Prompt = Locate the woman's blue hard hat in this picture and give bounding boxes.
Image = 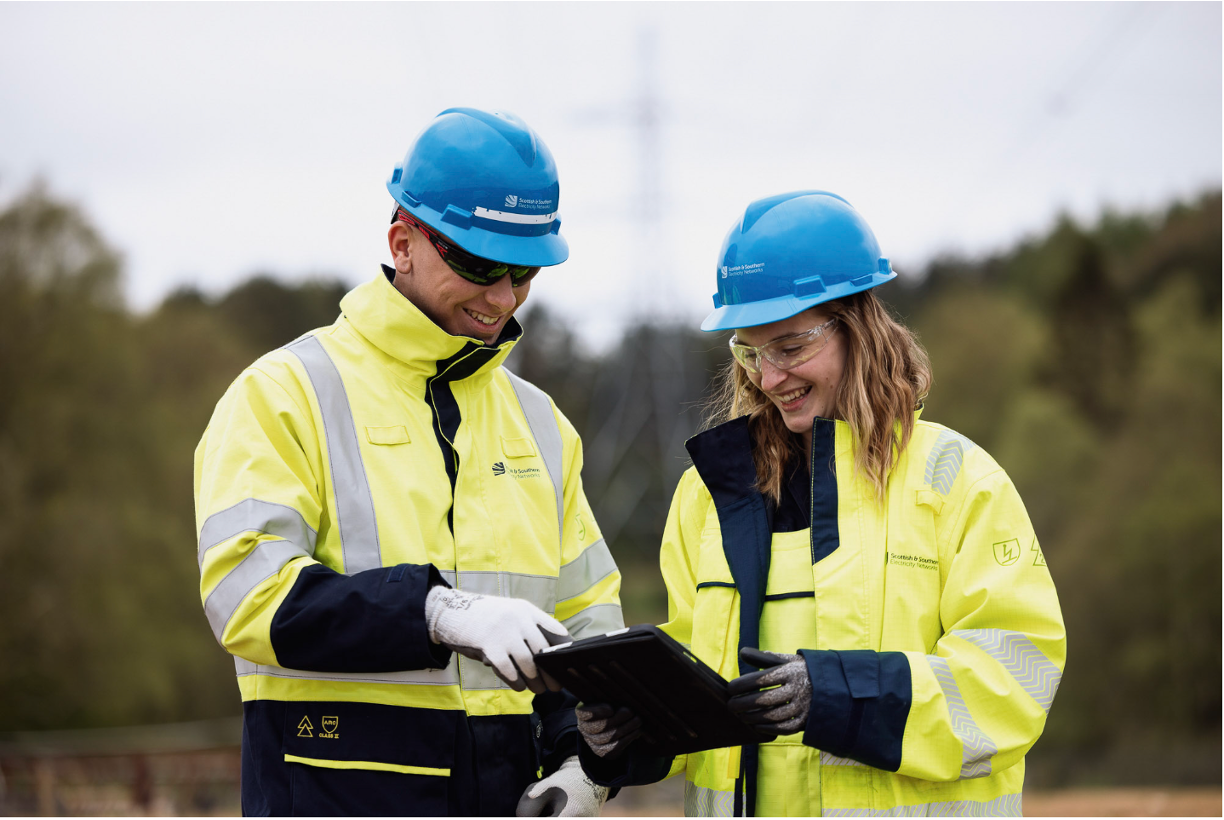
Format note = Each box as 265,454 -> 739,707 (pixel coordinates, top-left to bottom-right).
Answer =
701,190 -> 895,331
386,107 -> 569,267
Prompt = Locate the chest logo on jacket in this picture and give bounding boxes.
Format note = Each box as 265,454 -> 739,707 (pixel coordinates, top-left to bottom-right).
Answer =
491,461 -> 543,480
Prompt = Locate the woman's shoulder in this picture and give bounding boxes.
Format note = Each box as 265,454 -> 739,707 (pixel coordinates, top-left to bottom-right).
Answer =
676,463 -> 715,502
908,419 -> 1007,493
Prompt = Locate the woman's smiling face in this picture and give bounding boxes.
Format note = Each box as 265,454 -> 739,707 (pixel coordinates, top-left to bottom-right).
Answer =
735,306 -> 848,435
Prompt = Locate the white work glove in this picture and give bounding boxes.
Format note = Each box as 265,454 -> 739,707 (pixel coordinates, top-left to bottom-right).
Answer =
726,647 -> 813,735
576,703 -> 643,758
425,585 -> 570,694
515,755 -> 609,817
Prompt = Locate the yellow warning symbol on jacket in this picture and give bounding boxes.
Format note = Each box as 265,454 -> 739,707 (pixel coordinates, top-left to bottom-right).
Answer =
993,539 -> 1020,566
297,716 -> 313,738
321,716 -> 339,739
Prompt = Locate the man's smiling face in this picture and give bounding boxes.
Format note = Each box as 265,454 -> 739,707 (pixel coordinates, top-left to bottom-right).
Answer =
388,221 -> 529,344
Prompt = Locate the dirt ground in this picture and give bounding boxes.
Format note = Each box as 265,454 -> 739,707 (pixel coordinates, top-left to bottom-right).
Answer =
602,778 -> 1222,816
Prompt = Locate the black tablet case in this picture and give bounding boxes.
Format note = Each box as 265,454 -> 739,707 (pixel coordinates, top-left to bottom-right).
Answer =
535,624 -> 770,756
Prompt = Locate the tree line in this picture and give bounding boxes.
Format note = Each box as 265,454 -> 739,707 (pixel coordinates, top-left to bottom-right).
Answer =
0,183 -> 1218,786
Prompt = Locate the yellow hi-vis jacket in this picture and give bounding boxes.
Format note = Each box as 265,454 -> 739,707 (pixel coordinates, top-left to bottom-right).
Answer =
195,268 -> 623,815
583,413 -> 1065,817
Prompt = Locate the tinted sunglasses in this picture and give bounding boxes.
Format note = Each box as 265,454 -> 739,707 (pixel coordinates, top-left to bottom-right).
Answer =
395,208 -> 540,287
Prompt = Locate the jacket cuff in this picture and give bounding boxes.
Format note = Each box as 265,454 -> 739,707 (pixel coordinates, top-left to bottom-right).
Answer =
533,690 -> 580,776
798,649 -> 911,772
422,564 -> 452,667
271,562 -> 453,673
577,737 -> 673,789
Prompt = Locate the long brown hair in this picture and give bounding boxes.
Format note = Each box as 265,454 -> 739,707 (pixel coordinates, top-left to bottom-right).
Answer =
705,290 -> 932,502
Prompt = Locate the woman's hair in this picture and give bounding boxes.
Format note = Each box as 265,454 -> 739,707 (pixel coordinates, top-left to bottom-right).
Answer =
705,290 -> 932,502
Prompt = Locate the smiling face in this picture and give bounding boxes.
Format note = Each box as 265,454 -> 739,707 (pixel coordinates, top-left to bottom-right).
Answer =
735,306 -> 848,441
387,221 -> 529,345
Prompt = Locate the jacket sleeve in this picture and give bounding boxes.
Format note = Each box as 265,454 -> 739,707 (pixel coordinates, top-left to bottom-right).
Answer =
799,467 -> 1067,780
195,362 -> 451,673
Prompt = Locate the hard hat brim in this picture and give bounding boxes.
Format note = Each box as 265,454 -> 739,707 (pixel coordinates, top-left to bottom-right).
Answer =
700,272 -> 897,332
390,194 -> 569,267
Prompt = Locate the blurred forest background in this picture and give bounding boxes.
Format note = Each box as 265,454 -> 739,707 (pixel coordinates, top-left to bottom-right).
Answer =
0,183 -> 1218,794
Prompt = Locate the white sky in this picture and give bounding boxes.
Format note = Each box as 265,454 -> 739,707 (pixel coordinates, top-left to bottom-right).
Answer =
1,2 -> 1219,349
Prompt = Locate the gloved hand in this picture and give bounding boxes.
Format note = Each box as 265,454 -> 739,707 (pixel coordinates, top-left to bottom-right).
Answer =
576,702 -> 643,759
726,647 -> 812,735
515,755 -> 609,817
425,585 -> 569,694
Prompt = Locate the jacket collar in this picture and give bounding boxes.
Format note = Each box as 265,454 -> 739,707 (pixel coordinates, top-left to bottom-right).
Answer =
339,266 -> 522,378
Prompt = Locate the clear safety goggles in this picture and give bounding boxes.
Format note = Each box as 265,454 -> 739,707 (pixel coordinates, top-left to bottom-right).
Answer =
728,318 -> 838,373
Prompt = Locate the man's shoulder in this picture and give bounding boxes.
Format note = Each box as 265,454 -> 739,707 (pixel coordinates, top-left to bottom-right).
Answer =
225,330 -> 332,405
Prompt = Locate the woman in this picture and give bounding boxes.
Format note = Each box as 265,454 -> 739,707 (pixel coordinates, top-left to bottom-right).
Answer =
576,191 -> 1066,817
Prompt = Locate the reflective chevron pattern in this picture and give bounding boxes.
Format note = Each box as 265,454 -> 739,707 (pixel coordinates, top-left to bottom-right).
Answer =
927,657 -> 997,779
684,781 -> 735,817
820,751 -> 867,767
824,793 -> 1022,816
953,629 -> 1062,713
924,430 -> 975,495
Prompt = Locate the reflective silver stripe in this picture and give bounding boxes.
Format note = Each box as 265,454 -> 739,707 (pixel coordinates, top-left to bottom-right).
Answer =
231,656 -> 458,686
204,540 -> 309,643
825,793 -> 1022,816
684,781 -> 734,817
927,657 -> 997,778
820,751 -> 866,767
562,603 -> 624,640
459,656 -> 509,691
287,335 -> 381,574
438,569 -> 558,614
924,430 -> 974,495
473,206 -> 557,225
198,498 -> 317,567
952,629 -> 1062,713
504,370 -> 564,549
557,539 -> 617,603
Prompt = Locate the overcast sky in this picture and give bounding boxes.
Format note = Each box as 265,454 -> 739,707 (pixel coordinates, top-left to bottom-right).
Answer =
1,2 -> 1219,348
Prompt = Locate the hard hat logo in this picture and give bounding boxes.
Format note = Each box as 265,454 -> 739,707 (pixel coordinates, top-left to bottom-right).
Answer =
387,108 -> 569,268
701,190 -> 897,332
723,262 -> 766,278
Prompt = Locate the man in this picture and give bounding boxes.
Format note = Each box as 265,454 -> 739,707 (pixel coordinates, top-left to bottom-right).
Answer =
196,108 -> 623,816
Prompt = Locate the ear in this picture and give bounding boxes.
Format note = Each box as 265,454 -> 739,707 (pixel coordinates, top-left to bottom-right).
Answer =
388,222 -> 414,275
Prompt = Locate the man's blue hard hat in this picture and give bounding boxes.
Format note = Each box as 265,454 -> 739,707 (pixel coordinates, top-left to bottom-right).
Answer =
386,107 -> 568,267
701,191 -> 895,331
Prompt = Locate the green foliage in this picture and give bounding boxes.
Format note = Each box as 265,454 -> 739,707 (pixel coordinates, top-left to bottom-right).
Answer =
0,183 -> 1217,787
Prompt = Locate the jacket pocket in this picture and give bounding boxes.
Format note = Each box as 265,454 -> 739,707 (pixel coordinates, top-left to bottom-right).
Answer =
692,528 -> 739,678
691,584 -> 738,679
365,425 -> 410,445
282,702 -> 457,816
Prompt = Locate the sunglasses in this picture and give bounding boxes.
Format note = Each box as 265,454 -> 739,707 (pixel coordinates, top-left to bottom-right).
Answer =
395,208 -> 540,288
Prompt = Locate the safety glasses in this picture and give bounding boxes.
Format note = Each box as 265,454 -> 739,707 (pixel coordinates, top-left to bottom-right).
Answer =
729,318 -> 838,373
396,208 -> 540,288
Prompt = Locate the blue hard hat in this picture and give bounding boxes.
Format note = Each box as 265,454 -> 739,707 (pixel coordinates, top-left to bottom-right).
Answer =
701,191 -> 895,331
386,107 -> 568,267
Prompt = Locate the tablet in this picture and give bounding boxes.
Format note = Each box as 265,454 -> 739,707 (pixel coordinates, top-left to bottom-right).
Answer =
536,624 -> 770,757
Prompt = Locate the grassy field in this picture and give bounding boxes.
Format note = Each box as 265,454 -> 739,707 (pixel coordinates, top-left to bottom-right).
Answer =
1,746 -> 1218,816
